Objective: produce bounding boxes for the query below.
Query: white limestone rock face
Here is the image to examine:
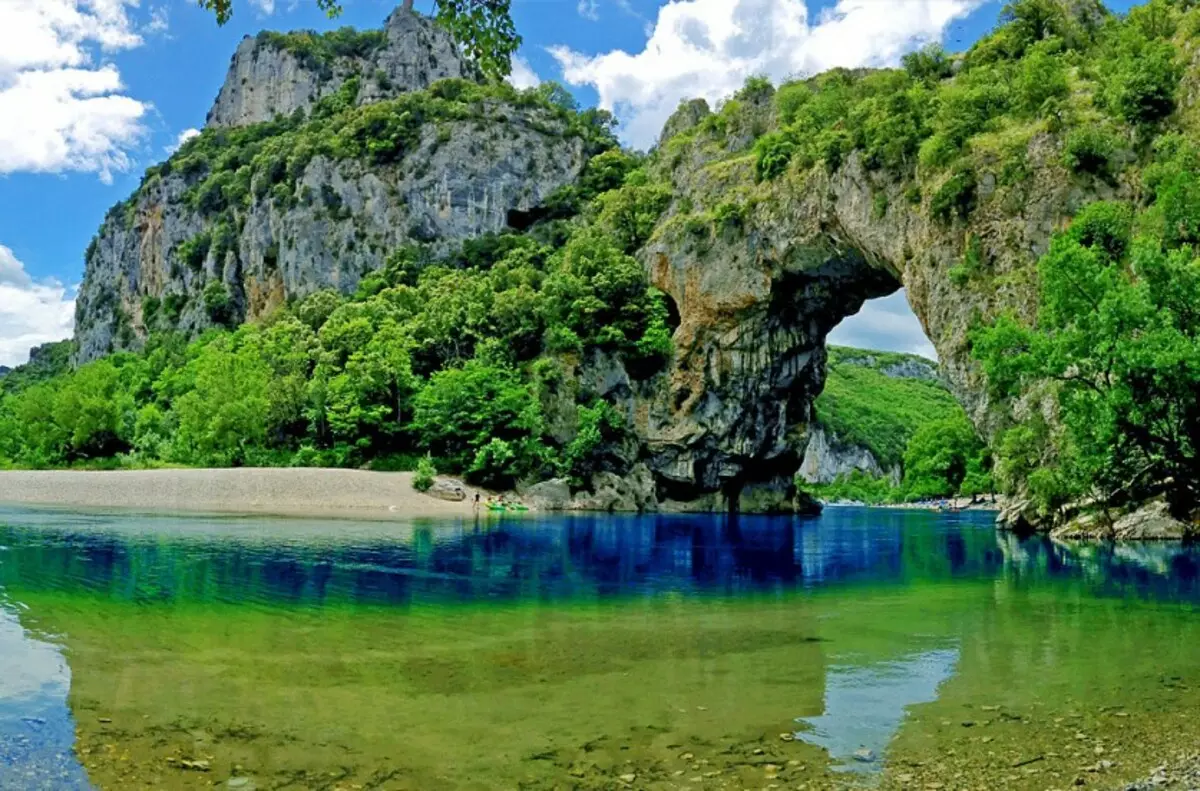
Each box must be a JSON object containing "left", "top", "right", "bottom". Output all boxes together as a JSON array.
[
  {"left": 797, "top": 427, "right": 884, "bottom": 485},
  {"left": 74, "top": 102, "right": 588, "bottom": 364},
  {"left": 206, "top": 8, "right": 473, "bottom": 129}
]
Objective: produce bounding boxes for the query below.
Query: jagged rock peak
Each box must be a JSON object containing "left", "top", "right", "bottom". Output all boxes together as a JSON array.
[{"left": 205, "top": 5, "right": 475, "bottom": 129}]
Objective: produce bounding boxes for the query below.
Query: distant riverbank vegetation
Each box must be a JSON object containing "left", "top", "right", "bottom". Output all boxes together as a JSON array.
[{"left": 800, "top": 349, "right": 993, "bottom": 505}]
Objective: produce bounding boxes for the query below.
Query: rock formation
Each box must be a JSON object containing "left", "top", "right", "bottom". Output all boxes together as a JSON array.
[
  {"left": 797, "top": 427, "right": 893, "bottom": 487},
  {"left": 70, "top": 6, "right": 1108, "bottom": 514},
  {"left": 206, "top": 8, "right": 474, "bottom": 128},
  {"left": 74, "top": 9, "right": 588, "bottom": 365}
]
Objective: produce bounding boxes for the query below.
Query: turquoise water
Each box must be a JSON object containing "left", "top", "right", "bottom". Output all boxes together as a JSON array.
[{"left": 0, "top": 505, "right": 1198, "bottom": 790}]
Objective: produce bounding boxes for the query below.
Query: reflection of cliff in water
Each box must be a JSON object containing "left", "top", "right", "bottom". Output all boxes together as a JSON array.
[
  {"left": 0, "top": 508, "right": 1002, "bottom": 607},
  {"left": 996, "top": 532, "right": 1200, "bottom": 601}
]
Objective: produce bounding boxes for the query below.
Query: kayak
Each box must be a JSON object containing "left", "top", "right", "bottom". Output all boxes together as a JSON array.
[{"left": 486, "top": 502, "right": 529, "bottom": 513}]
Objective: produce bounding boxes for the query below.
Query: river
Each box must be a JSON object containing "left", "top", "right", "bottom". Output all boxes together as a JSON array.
[{"left": 0, "top": 505, "right": 1198, "bottom": 790}]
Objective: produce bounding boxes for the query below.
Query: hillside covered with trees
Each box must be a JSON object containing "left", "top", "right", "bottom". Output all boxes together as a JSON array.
[{"left": 801, "top": 347, "right": 993, "bottom": 505}]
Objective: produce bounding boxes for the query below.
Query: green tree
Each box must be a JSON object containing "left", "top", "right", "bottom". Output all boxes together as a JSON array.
[
  {"left": 901, "top": 414, "right": 989, "bottom": 500},
  {"left": 413, "top": 453, "right": 437, "bottom": 492},
  {"left": 973, "top": 196, "right": 1200, "bottom": 518},
  {"left": 410, "top": 355, "right": 545, "bottom": 486},
  {"left": 169, "top": 335, "right": 272, "bottom": 466}
]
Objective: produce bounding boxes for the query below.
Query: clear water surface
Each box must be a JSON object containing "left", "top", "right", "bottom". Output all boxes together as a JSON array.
[{"left": 1, "top": 505, "right": 1198, "bottom": 790}]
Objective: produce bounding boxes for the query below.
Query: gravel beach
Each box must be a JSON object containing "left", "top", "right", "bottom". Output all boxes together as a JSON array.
[
  {"left": 1121, "top": 753, "right": 1200, "bottom": 790},
  {"left": 0, "top": 468, "right": 481, "bottom": 519}
]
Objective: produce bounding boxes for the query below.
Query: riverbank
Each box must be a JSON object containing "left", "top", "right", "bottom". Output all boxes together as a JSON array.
[
  {"left": 821, "top": 496, "right": 1004, "bottom": 512},
  {"left": 0, "top": 468, "right": 483, "bottom": 520}
]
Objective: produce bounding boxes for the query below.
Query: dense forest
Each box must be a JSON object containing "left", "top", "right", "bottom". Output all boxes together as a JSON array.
[{"left": 3, "top": 0, "right": 1199, "bottom": 521}]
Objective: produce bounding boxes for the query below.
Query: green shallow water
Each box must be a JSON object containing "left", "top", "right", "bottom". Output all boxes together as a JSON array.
[{"left": 0, "top": 506, "right": 1198, "bottom": 790}]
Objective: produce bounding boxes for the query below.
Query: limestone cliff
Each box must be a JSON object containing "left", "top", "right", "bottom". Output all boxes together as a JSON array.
[
  {"left": 75, "top": 10, "right": 590, "bottom": 365},
  {"left": 797, "top": 426, "right": 896, "bottom": 486},
  {"left": 206, "top": 9, "right": 473, "bottom": 129}
]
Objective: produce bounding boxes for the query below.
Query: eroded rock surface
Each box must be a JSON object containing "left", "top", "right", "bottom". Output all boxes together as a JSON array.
[{"left": 207, "top": 8, "right": 472, "bottom": 129}]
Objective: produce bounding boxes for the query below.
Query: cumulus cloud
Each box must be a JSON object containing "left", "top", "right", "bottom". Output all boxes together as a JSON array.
[
  {"left": 165, "top": 127, "right": 201, "bottom": 154},
  {"left": 0, "top": 246, "right": 76, "bottom": 369},
  {"left": 507, "top": 56, "right": 541, "bottom": 90},
  {"left": 827, "top": 290, "right": 937, "bottom": 360},
  {"left": 248, "top": 0, "right": 278, "bottom": 14},
  {"left": 0, "top": 0, "right": 150, "bottom": 182},
  {"left": 551, "top": 0, "right": 985, "bottom": 148}
]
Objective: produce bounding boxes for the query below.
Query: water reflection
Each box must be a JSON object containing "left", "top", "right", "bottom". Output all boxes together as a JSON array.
[
  {"left": 0, "top": 600, "right": 90, "bottom": 790},
  {"left": 0, "top": 507, "right": 1009, "bottom": 607},
  {"left": 796, "top": 648, "right": 960, "bottom": 773},
  {"left": 3, "top": 506, "right": 1200, "bottom": 789}
]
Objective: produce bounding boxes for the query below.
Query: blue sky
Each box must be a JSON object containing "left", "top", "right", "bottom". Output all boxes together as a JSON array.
[{"left": 0, "top": 0, "right": 1135, "bottom": 366}]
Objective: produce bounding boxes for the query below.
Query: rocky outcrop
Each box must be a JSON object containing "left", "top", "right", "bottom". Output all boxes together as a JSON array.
[
  {"left": 425, "top": 477, "right": 467, "bottom": 502},
  {"left": 1051, "top": 499, "right": 1198, "bottom": 541},
  {"left": 797, "top": 426, "right": 886, "bottom": 485},
  {"left": 519, "top": 478, "right": 573, "bottom": 511},
  {"left": 206, "top": 8, "right": 472, "bottom": 129},
  {"left": 75, "top": 99, "right": 588, "bottom": 364},
  {"left": 571, "top": 464, "right": 657, "bottom": 513}
]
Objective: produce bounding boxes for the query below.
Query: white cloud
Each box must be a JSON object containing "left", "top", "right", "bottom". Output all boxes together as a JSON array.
[
  {"left": 507, "top": 56, "right": 541, "bottom": 90},
  {"left": 578, "top": 0, "right": 600, "bottom": 20},
  {"left": 551, "top": 0, "right": 985, "bottom": 148},
  {"left": 165, "top": 127, "right": 201, "bottom": 154},
  {"left": 828, "top": 290, "right": 937, "bottom": 360},
  {"left": 0, "top": 0, "right": 150, "bottom": 182},
  {"left": 0, "top": 246, "right": 76, "bottom": 369},
  {"left": 146, "top": 6, "right": 169, "bottom": 35},
  {"left": 248, "top": 0, "right": 277, "bottom": 14}
]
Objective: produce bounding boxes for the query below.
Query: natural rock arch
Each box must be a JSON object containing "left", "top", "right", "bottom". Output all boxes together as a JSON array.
[{"left": 622, "top": 95, "right": 1085, "bottom": 512}]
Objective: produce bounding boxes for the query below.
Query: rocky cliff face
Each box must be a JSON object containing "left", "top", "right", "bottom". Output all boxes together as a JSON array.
[
  {"left": 206, "top": 9, "right": 472, "bottom": 129},
  {"left": 75, "top": 11, "right": 588, "bottom": 365},
  {"left": 797, "top": 426, "right": 896, "bottom": 486}
]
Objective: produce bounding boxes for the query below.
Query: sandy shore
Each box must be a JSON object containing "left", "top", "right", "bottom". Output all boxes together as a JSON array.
[{"left": 0, "top": 468, "right": 485, "bottom": 520}]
